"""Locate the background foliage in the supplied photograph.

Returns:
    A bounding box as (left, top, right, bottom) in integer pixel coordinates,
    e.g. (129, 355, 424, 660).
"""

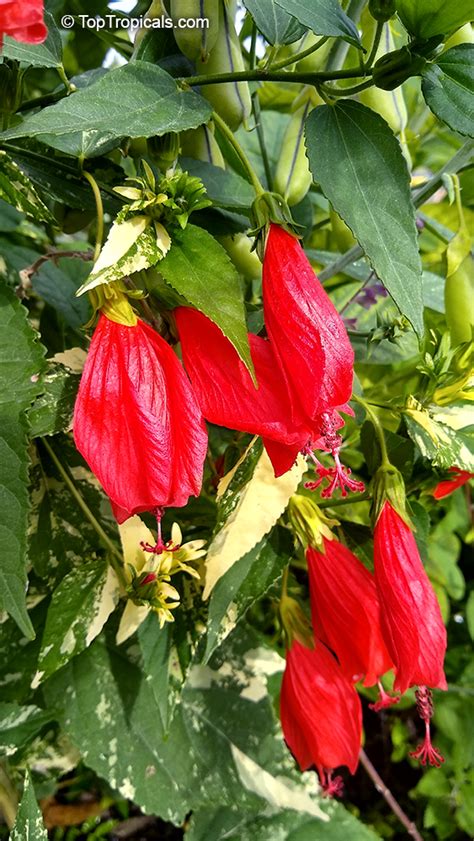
(0, 0, 473, 838)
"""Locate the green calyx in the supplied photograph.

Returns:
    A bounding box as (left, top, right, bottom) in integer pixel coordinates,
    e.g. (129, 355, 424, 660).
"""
(372, 46, 427, 89)
(249, 191, 302, 260)
(88, 281, 141, 327)
(287, 494, 338, 550)
(371, 463, 413, 528)
(279, 592, 314, 649)
(368, 0, 395, 22)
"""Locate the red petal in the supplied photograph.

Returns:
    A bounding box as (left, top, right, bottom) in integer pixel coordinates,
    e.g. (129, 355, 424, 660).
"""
(374, 503, 447, 694)
(74, 315, 207, 522)
(280, 640, 362, 774)
(176, 306, 308, 451)
(433, 468, 473, 499)
(263, 224, 354, 423)
(307, 539, 393, 686)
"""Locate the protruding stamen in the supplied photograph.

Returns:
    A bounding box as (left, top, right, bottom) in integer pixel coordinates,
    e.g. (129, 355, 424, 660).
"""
(369, 681, 401, 712)
(409, 686, 445, 767)
(318, 766, 344, 797)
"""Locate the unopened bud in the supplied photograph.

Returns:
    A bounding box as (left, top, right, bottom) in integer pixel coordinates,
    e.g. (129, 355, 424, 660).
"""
(287, 494, 338, 549)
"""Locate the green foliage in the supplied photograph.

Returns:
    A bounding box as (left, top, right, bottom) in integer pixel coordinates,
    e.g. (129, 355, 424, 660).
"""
(10, 772, 48, 840)
(422, 45, 474, 138)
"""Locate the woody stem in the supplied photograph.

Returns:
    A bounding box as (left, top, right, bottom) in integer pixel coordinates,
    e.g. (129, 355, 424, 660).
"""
(359, 749, 424, 841)
(40, 439, 127, 588)
(212, 111, 265, 196)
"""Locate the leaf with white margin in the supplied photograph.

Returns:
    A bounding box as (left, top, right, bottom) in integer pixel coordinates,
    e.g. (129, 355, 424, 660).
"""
(77, 218, 171, 295)
(31, 560, 120, 687)
(116, 515, 155, 644)
(203, 446, 305, 599)
(11, 772, 48, 841)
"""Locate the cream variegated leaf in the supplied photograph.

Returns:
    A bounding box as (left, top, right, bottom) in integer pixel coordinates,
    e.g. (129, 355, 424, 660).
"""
(203, 448, 306, 599)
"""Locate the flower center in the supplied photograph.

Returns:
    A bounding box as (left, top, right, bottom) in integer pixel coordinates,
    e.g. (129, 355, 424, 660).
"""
(409, 686, 445, 767)
(302, 414, 365, 498)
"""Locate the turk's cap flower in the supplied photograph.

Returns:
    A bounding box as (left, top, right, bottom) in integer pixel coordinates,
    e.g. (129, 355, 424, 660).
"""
(432, 467, 473, 499)
(0, 0, 48, 45)
(280, 640, 362, 782)
(373, 501, 447, 694)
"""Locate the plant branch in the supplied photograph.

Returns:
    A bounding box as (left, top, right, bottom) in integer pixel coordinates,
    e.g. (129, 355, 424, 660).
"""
(270, 36, 329, 71)
(320, 77, 374, 98)
(212, 110, 265, 195)
(317, 491, 371, 508)
(360, 749, 424, 841)
(181, 66, 370, 88)
(40, 439, 127, 587)
(353, 395, 391, 467)
(364, 20, 384, 70)
(83, 170, 104, 262)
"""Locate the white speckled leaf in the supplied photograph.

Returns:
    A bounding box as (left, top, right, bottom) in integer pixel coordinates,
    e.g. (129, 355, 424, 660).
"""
(11, 772, 48, 841)
(204, 448, 305, 599)
(32, 560, 120, 687)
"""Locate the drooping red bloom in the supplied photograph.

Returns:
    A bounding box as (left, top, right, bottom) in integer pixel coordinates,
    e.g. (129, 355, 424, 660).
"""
(263, 224, 364, 496)
(373, 502, 447, 696)
(175, 306, 308, 475)
(0, 0, 47, 45)
(74, 314, 207, 524)
(433, 467, 473, 500)
(280, 640, 362, 794)
(307, 539, 394, 690)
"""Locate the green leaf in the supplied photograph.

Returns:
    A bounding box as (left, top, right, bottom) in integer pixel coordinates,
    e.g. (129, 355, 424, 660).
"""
(0, 151, 54, 224)
(188, 802, 382, 840)
(305, 102, 424, 334)
(159, 224, 253, 375)
(32, 559, 120, 687)
(0, 703, 53, 757)
(181, 158, 255, 213)
(2, 62, 213, 158)
(403, 408, 474, 471)
(395, 0, 474, 40)
(273, 0, 361, 46)
(11, 772, 48, 841)
(32, 256, 92, 328)
(28, 360, 82, 438)
(466, 591, 474, 641)
(204, 528, 293, 662)
(422, 46, 474, 138)
(44, 631, 327, 824)
(0, 282, 45, 637)
(2, 12, 62, 67)
(242, 0, 305, 45)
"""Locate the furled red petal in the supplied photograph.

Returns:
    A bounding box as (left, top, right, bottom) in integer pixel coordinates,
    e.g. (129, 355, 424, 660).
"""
(0, 0, 47, 43)
(263, 224, 354, 423)
(374, 502, 447, 694)
(74, 315, 207, 523)
(175, 306, 308, 453)
(280, 640, 362, 774)
(307, 539, 393, 686)
(433, 468, 473, 500)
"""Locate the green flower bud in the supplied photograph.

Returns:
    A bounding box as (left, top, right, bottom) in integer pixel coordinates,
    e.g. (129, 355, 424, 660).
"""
(368, 0, 396, 22)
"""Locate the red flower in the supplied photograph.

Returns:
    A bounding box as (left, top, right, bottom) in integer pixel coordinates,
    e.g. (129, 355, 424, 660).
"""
(307, 539, 393, 690)
(0, 0, 47, 45)
(74, 314, 207, 524)
(280, 640, 362, 794)
(175, 306, 308, 475)
(433, 467, 473, 500)
(263, 224, 364, 497)
(373, 502, 447, 695)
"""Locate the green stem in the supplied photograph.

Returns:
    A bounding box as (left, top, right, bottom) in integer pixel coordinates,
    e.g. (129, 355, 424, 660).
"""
(57, 64, 76, 94)
(211, 110, 265, 195)
(270, 35, 329, 71)
(252, 92, 273, 190)
(320, 77, 374, 98)
(83, 170, 104, 262)
(452, 174, 466, 229)
(181, 66, 370, 88)
(353, 395, 391, 468)
(40, 439, 127, 587)
(364, 20, 384, 69)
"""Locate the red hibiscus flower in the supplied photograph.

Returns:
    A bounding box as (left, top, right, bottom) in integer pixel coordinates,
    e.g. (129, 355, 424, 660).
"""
(74, 314, 207, 524)
(0, 0, 47, 45)
(433, 467, 473, 500)
(280, 640, 362, 796)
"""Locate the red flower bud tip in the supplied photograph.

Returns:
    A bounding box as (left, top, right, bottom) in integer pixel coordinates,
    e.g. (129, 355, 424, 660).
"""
(433, 467, 473, 500)
(74, 315, 207, 524)
(409, 686, 445, 767)
(303, 414, 365, 498)
(374, 502, 448, 695)
(307, 539, 393, 687)
(263, 224, 354, 423)
(140, 572, 157, 587)
(369, 680, 401, 712)
(280, 640, 362, 787)
(0, 0, 48, 46)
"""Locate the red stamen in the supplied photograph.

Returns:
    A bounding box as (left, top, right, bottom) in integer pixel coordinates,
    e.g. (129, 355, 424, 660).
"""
(409, 686, 445, 767)
(369, 681, 401, 712)
(303, 416, 365, 499)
